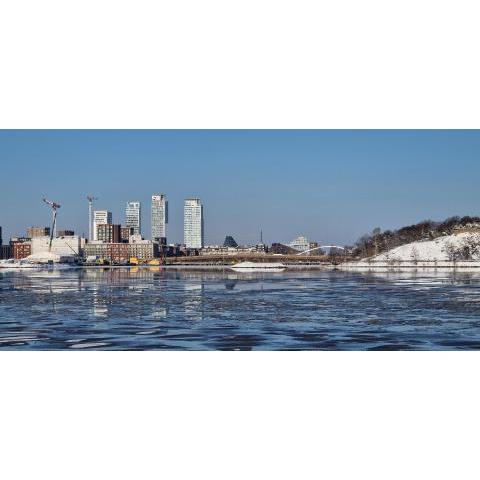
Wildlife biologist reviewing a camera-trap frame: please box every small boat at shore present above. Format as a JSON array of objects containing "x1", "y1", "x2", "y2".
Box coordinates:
[{"x1": 229, "y1": 262, "x2": 287, "y2": 273}]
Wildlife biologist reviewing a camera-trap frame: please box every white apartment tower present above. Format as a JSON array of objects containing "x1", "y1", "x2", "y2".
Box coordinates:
[
  {"x1": 126, "y1": 201, "x2": 141, "y2": 236},
  {"x1": 151, "y1": 194, "x2": 168, "y2": 243},
  {"x1": 184, "y1": 198, "x2": 204, "y2": 249},
  {"x1": 93, "y1": 210, "x2": 112, "y2": 241}
]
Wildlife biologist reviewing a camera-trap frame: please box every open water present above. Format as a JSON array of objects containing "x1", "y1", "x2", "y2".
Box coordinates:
[{"x1": 1, "y1": 267, "x2": 480, "y2": 350}]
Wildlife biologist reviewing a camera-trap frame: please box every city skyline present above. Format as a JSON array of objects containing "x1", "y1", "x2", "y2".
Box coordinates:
[{"x1": 2, "y1": 130, "x2": 480, "y2": 245}]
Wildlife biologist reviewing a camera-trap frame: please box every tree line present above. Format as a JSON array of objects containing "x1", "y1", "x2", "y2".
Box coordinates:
[{"x1": 351, "y1": 216, "x2": 480, "y2": 259}]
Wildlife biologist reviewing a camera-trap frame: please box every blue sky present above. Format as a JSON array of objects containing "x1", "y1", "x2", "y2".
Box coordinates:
[{"x1": 1, "y1": 130, "x2": 479, "y2": 246}]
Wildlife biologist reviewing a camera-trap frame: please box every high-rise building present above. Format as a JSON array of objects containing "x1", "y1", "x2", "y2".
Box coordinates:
[
  {"x1": 97, "y1": 224, "x2": 121, "y2": 243},
  {"x1": 125, "y1": 202, "x2": 141, "y2": 236},
  {"x1": 0, "y1": 226, "x2": 2, "y2": 246},
  {"x1": 184, "y1": 198, "x2": 204, "y2": 249},
  {"x1": 151, "y1": 194, "x2": 168, "y2": 243},
  {"x1": 93, "y1": 211, "x2": 112, "y2": 241},
  {"x1": 27, "y1": 226, "x2": 51, "y2": 238}
]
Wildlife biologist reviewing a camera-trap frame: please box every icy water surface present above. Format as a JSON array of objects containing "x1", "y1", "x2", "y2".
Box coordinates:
[{"x1": 1, "y1": 267, "x2": 480, "y2": 350}]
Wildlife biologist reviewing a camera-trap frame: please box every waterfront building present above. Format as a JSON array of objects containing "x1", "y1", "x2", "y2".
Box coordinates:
[
  {"x1": 31, "y1": 236, "x2": 84, "y2": 256},
  {"x1": 93, "y1": 210, "x2": 112, "y2": 241},
  {"x1": 84, "y1": 243, "x2": 129, "y2": 263},
  {"x1": 97, "y1": 224, "x2": 121, "y2": 244},
  {"x1": 288, "y1": 235, "x2": 310, "y2": 252},
  {"x1": 126, "y1": 201, "x2": 141, "y2": 236},
  {"x1": 84, "y1": 241, "x2": 158, "y2": 263},
  {"x1": 11, "y1": 239, "x2": 32, "y2": 259},
  {"x1": 27, "y1": 226, "x2": 51, "y2": 238},
  {"x1": 129, "y1": 241, "x2": 158, "y2": 261},
  {"x1": 151, "y1": 194, "x2": 168, "y2": 243},
  {"x1": 184, "y1": 198, "x2": 204, "y2": 249},
  {"x1": 200, "y1": 246, "x2": 244, "y2": 255}
]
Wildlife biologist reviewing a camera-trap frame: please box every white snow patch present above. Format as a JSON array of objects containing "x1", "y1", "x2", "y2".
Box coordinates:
[{"x1": 367, "y1": 232, "x2": 480, "y2": 262}]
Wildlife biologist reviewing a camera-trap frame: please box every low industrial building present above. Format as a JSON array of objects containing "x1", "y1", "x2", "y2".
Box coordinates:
[
  {"x1": 129, "y1": 242, "x2": 159, "y2": 261},
  {"x1": 199, "y1": 244, "x2": 267, "y2": 256},
  {"x1": 26, "y1": 251, "x2": 77, "y2": 264},
  {"x1": 31, "y1": 236, "x2": 85, "y2": 257},
  {"x1": 84, "y1": 241, "x2": 158, "y2": 263}
]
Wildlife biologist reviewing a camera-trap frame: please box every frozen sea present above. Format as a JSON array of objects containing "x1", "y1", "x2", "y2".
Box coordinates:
[{"x1": 1, "y1": 267, "x2": 480, "y2": 350}]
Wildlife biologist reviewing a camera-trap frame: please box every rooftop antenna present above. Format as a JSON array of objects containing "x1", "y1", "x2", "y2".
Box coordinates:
[
  {"x1": 43, "y1": 198, "x2": 61, "y2": 252},
  {"x1": 87, "y1": 195, "x2": 98, "y2": 242}
]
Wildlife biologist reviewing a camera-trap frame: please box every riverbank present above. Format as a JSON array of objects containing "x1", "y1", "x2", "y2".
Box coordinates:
[
  {"x1": 338, "y1": 260, "x2": 480, "y2": 271},
  {"x1": 79, "y1": 263, "x2": 332, "y2": 271}
]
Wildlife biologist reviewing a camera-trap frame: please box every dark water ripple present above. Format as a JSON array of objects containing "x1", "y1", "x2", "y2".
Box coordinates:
[{"x1": 1, "y1": 268, "x2": 480, "y2": 350}]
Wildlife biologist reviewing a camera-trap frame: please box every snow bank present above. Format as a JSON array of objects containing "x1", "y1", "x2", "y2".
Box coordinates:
[
  {"x1": 25, "y1": 252, "x2": 76, "y2": 264},
  {"x1": 367, "y1": 232, "x2": 480, "y2": 262}
]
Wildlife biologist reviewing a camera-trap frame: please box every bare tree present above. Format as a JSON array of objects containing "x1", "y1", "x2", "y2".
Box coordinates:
[
  {"x1": 410, "y1": 246, "x2": 420, "y2": 264},
  {"x1": 372, "y1": 227, "x2": 381, "y2": 256},
  {"x1": 356, "y1": 234, "x2": 372, "y2": 258},
  {"x1": 444, "y1": 242, "x2": 459, "y2": 262},
  {"x1": 460, "y1": 235, "x2": 480, "y2": 260}
]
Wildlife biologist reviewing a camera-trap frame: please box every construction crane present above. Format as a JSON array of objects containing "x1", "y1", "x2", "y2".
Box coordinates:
[
  {"x1": 43, "y1": 198, "x2": 61, "y2": 252},
  {"x1": 87, "y1": 195, "x2": 98, "y2": 242}
]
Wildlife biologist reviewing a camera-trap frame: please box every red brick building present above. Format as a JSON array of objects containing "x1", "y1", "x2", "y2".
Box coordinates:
[{"x1": 11, "y1": 241, "x2": 32, "y2": 259}]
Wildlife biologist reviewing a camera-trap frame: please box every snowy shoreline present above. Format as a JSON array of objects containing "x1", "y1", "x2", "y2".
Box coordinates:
[
  {"x1": 338, "y1": 260, "x2": 480, "y2": 271},
  {"x1": 341, "y1": 231, "x2": 480, "y2": 271}
]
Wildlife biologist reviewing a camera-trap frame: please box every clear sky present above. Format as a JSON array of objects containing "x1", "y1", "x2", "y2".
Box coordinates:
[{"x1": 1, "y1": 130, "x2": 480, "y2": 246}]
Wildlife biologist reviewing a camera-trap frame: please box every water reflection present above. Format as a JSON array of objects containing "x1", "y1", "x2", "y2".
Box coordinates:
[{"x1": 2, "y1": 268, "x2": 480, "y2": 350}]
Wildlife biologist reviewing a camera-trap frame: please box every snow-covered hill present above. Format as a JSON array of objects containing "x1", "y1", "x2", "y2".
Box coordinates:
[{"x1": 369, "y1": 231, "x2": 480, "y2": 262}]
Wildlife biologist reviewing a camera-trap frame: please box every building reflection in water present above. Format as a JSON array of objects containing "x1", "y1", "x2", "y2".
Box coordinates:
[
  {"x1": 82, "y1": 267, "x2": 171, "y2": 321},
  {"x1": 2, "y1": 268, "x2": 286, "y2": 328},
  {"x1": 178, "y1": 272, "x2": 206, "y2": 322},
  {"x1": 224, "y1": 279, "x2": 238, "y2": 290}
]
